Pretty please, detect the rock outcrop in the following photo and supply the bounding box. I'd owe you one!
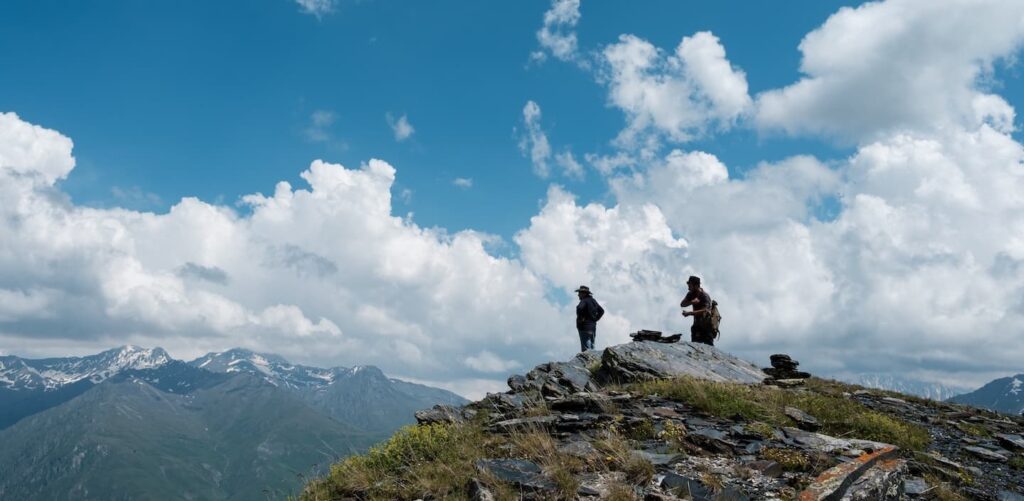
[394,340,1024,500]
[598,341,766,385]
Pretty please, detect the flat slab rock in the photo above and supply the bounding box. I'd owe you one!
[601,341,766,384]
[798,446,901,501]
[964,445,1008,462]
[474,459,555,491]
[785,406,821,431]
[996,433,1024,450]
[840,457,905,500]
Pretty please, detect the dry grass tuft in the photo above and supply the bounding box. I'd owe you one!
[594,431,655,486]
[604,482,640,501]
[924,474,968,501]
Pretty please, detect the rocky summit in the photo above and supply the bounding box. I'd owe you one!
[304,340,1024,501]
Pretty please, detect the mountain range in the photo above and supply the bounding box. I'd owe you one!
[0,346,467,500]
[949,373,1024,416]
[838,373,970,402]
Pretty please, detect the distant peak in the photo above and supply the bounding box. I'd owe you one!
[107,344,142,354]
[198,348,291,366]
[109,345,165,356]
[350,365,385,378]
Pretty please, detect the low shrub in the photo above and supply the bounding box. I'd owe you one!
[761,447,811,471]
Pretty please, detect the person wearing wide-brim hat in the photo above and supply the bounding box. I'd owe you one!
[680,275,714,346]
[574,286,605,352]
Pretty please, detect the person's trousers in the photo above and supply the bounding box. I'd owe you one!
[690,325,714,346]
[578,329,596,351]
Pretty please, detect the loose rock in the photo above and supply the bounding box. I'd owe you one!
[414,404,466,425]
[784,406,821,432]
[474,459,555,491]
[902,477,928,497]
[996,433,1024,450]
[745,460,783,478]
[964,445,1008,462]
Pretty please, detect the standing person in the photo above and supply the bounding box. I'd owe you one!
[681,276,715,346]
[574,286,604,352]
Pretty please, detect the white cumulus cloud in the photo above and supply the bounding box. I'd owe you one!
[755,0,1024,142]
[600,31,751,148]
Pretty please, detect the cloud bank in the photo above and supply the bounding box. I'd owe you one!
[0,111,570,397]
[4,0,1024,398]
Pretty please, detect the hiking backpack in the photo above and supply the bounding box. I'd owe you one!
[709,300,722,339]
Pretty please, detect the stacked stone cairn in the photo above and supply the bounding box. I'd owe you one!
[762,353,811,388]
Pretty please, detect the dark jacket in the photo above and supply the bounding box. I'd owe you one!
[576,296,604,331]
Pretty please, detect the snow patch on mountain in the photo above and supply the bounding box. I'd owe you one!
[0,346,171,391]
[189,348,349,389]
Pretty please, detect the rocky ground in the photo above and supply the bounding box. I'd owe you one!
[305,340,1024,500]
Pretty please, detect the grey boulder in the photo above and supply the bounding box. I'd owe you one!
[600,341,766,384]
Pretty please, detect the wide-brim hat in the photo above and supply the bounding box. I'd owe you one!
[686,275,701,285]
[574,285,591,294]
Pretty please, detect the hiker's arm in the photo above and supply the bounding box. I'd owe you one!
[680,293,695,307]
[682,306,708,317]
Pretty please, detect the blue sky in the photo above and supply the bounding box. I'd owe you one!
[4,0,1024,397]
[0,0,883,238]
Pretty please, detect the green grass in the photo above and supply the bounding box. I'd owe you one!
[621,418,656,441]
[299,422,511,501]
[1010,455,1024,471]
[744,421,776,439]
[302,376,936,499]
[299,420,651,500]
[632,376,930,451]
[955,421,992,437]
